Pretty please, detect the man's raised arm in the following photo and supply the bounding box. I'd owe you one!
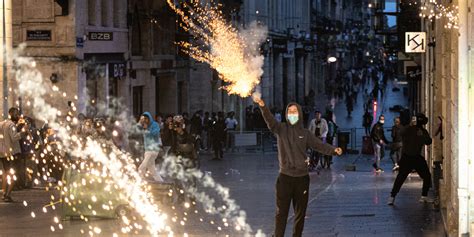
[254,97,280,134]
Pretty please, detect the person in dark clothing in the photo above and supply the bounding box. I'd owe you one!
[19,116,39,188]
[15,116,32,189]
[211,112,226,160]
[390,117,403,171]
[370,115,389,172]
[170,115,198,202]
[372,82,380,99]
[362,110,373,135]
[245,107,254,131]
[182,112,190,132]
[345,95,353,118]
[324,112,338,169]
[190,112,203,137]
[161,115,174,156]
[207,112,217,150]
[202,112,211,150]
[253,108,263,130]
[388,113,433,205]
[253,97,342,237]
[190,111,203,149]
[170,115,198,166]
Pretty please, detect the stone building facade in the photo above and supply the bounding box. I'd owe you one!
[420,0,474,235]
[9,0,129,117]
[3,0,372,122]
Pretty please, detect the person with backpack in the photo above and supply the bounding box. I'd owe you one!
[308,111,328,170]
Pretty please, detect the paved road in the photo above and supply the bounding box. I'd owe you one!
[0,152,444,237]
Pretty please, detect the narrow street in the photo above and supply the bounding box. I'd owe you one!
[0,78,445,236]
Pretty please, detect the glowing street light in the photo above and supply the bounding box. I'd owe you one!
[327,57,337,63]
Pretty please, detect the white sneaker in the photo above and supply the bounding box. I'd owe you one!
[419,196,434,203]
[387,196,395,205]
[392,164,399,172]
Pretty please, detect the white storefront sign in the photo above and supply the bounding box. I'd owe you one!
[405,32,426,53]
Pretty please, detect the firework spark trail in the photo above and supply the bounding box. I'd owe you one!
[12,44,265,236]
[167,0,267,97]
[12,45,168,236]
[160,155,265,236]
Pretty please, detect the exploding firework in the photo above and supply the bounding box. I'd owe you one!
[9,44,265,236]
[12,44,168,236]
[167,0,267,97]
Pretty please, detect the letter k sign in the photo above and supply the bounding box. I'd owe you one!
[406,32,426,53]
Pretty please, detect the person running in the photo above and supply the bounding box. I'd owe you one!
[138,112,163,182]
[388,113,433,205]
[253,97,342,237]
[370,115,389,173]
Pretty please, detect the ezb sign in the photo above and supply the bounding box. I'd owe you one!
[405,32,426,53]
[88,32,113,41]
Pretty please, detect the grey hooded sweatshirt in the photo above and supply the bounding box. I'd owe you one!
[260,102,337,177]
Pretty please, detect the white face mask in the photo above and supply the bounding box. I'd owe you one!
[287,114,299,125]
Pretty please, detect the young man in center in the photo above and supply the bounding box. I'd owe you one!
[253,97,343,237]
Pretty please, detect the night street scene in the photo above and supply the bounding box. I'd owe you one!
[0,0,472,236]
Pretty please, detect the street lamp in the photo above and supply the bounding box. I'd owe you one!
[327,56,337,63]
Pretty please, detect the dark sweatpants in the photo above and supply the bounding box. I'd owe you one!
[274,173,310,237]
[391,154,432,197]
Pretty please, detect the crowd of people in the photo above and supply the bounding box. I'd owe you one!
[0,107,64,202]
[0,104,249,202]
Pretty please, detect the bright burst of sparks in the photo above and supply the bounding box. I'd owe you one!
[13,44,168,236]
[167,0,267,97]
[10,44,266,237]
